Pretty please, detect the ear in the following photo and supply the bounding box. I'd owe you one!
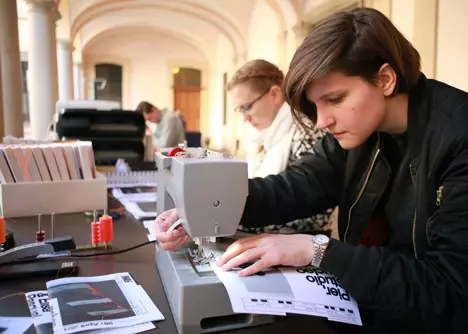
[270,85,283,102]
[377,63,397,97]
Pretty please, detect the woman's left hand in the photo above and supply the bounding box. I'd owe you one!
[216,233,315,277]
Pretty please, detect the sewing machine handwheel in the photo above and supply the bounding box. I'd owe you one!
[168,147,185,156]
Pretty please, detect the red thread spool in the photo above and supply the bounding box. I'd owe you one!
[0,216,5,245]
[36,231,45,242]
[91,221,101,246]
[167,147,184,157]
[99,214,113,244]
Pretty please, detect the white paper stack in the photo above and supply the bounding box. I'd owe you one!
[212,264,362,326]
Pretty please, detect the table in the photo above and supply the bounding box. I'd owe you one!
[0,212,339,334]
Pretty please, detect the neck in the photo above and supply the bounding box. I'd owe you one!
[379,94,409,134]
[274,99,285,113]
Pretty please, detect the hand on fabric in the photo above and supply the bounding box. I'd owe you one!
[216,233,315,276]
[154,209,191,251]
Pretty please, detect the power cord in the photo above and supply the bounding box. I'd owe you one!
[70,240,155,257]
[0,240,156,266]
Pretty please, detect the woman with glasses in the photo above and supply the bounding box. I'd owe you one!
[226,59,334,235]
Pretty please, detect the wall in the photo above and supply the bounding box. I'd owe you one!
[209,33,236,150]
[436,0,468,91]
[246,0,281,66]
[83,31,206,110]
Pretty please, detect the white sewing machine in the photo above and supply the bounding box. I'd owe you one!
[155,146,274,334]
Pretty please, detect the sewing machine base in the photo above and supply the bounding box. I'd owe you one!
[156,241,274,334]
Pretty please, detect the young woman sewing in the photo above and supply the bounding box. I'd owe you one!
[227,59,333,235]
[155,7,468,334]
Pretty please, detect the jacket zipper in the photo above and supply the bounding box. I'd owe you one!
[344,148,381,243]
[409,162,418,259]
[436,186,443,206]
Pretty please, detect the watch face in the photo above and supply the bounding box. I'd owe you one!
[314,234,329,245]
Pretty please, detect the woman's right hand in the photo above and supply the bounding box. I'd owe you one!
[154,209,191,251]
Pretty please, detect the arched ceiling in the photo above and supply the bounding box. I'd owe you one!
[69,0,300,62]
[83,25,207,61]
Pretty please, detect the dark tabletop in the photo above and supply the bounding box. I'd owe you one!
[0,212,338,334]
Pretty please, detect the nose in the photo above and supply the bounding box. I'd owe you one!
[315,110,334,131]
[243,114,251,122]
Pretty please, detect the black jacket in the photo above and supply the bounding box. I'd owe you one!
[240,75,468,333]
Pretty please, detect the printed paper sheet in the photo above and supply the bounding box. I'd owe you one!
[212,264,362,326]
[46,272,163,334]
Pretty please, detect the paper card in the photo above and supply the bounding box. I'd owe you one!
[279,267,362,326]
[47,272,164,334]
[212,263,362,326]
[212,264,288,316]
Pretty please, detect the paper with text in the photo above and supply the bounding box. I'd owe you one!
[25,290,156,334]
[212,264,362,326]
[46,272,164,334]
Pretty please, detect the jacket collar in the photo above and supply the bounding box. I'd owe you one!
[407,73,430,159]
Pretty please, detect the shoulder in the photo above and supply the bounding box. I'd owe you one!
[425,80,468,156]
[289,123,327,163]
[427,79,468,126]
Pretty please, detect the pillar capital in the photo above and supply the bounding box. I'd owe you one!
[292,21,314,41]
[57,38,73,51]
[50,7,61,23]
[25,0,55,12]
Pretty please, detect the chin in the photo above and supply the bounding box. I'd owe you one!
[336,138,360,150]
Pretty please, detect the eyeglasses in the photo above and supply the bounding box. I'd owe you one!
[234,89,270,114]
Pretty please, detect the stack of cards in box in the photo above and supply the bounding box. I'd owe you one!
[0,141,96,184]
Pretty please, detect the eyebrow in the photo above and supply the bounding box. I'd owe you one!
[318,90,346,100]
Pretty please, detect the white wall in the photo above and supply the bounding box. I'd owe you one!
[209,33,236,150]
[83,32,206,110]
[246,0,281,65]
[436,0,468,91]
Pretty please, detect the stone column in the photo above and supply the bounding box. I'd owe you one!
[277,30,288,72]
[57,39,74,101]
[73,62,82,99]
[49,6,60,107]
[0,0,24,136]
[26,0,55,140]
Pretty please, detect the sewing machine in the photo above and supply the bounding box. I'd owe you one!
[155,147,274,334]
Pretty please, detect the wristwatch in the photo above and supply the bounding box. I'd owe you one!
[311,234,330,267]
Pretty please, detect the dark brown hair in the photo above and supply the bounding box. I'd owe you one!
[136,101,157,114]
[226,59,284,93]
[284,7,421,125]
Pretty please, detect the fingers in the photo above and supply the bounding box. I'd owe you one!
[239,259,273,277]
[217,234,267,267]
[155,226,187,243]
[155,209,179,233]
[220,247,264,272]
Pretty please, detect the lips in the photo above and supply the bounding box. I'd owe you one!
[332,132,345,139]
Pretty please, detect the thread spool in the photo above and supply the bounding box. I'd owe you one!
[91,210,101,247]
[99,212,113,248]
[91,221,101,246]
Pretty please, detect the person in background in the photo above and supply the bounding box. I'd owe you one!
[226,59,334,235]
[136,101,185,150]
[175,109,187,130]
